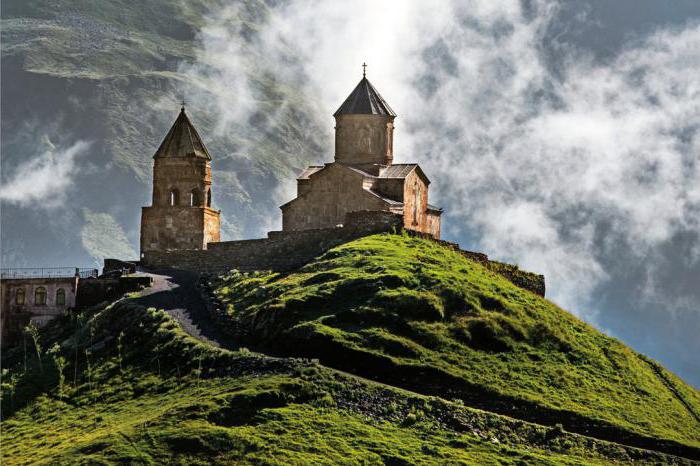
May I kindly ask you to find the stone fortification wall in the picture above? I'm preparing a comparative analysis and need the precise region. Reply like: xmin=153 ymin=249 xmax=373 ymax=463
xmin=143 ymin=211 xmax=403 ymax=274
xmin=142 ymin=210 xmax=545 ymax=296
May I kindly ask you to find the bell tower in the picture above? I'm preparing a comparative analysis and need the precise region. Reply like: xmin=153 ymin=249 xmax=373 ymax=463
xmin=334 ymin=65 xmax=396 ymax=174
xmin=140 ymin=106 xmax=221 ymax=257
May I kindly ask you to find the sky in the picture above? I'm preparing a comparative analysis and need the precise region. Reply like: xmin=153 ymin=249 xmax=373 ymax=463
xmin=188 ymin=0 xmax=700 ymax=385
xmin=1 ymin=0 xmax=698 ymax=386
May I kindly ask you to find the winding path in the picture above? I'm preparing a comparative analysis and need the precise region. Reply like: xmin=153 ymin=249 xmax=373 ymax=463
xmin=132 ymin=268 xmax=236 ymax=351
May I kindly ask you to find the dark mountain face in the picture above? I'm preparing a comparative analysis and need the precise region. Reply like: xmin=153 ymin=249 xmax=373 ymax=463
xmin=1 ymin=0 xmax=329 ymax=267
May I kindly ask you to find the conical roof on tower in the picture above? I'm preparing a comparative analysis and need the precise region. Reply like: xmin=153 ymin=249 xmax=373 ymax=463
xmin=153 ymin=107 xmax=211 ymax=160
xmin=333 ymin=76 xmax=396 ymax=117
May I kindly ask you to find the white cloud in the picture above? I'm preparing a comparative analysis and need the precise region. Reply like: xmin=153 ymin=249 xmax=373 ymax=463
xmin=0 ymin=139 xmax=91 ymax=207
xmin=190 ymin=0 xmax=700 ymax=325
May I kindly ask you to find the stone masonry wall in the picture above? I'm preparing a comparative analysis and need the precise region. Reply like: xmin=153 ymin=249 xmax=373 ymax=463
xmin=143 ymin=211 xmax=403 ymax=273
xmin=142 ymin=210 xmax=545 ymax=296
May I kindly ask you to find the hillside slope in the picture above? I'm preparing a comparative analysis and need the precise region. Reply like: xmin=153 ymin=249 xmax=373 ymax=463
xmin=208 ymin=233 xmax=700 ymax=455
xmin=2 ymin=300 xmax=692 ymax=465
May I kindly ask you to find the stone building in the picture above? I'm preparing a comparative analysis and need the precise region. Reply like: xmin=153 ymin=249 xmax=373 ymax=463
xmin=0 ymin=270 xmax=80 ymax=348
xmin=281 ymin=72 xmax=442 ymax=238
xmin=140 ymin=107 xmax=221 ymax=257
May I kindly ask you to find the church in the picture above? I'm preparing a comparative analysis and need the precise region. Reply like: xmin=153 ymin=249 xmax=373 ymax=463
xmin=140 ymin=68 xmax=441 ymax=257
xmin=281 ymin=70 xmax=442 ymax=238
xmin=137 ymin=69 xmax=542 ymax=296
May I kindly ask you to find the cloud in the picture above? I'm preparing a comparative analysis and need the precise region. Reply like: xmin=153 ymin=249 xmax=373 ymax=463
xmin=188 ymin=0 xmax=700 ymax=383
xmin=230 ymin=0 xmax=700 ymax=320
xmin=0 ymin=139 xmax=91 ymax=207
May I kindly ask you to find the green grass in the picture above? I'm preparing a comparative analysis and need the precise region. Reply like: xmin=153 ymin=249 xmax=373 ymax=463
xmin=2 ymin=372 xmax=614 ymax=466
xmin=5 ymin=300 xmax=669 ymax=465
xmin=211 ymin=233 xmax=700 ymax=451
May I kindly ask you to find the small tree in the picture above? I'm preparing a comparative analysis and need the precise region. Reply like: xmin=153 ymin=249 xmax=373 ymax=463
xmin=1 ymin=369 xmax=18 ymax=411
xmin=48 ymin=343 xmax=67 ymax=398
xmin=73 ymin=312 xmax=88 ymax=386
xmin=117 ymin=331 xmax=125 ymax=374
xmin=24 ymin=323 xmax=43 ymax=374
xmin=23 ymin=334 xmax=28 ymax=373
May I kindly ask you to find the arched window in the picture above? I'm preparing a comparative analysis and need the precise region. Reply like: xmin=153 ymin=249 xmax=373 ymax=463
xmin=190 ymin=189 xmax=201 ymax=207
xmin=169 ymin=189 xmax=180 ymax=206
xmin=153 ymin=188 xmax=161 ymax=205
xmin=34 ymin=287 xmax=47 ymax=306
xmin=206 ymin=189 xmax=212 ymax=207
xmin=56 ymin=288 xmax=66 ymax=307
xmin=15 ymin=288 xmax=25 ymax=305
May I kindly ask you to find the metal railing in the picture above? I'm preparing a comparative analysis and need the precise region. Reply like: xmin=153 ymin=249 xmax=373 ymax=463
xmin=0 ymin=267 xmax=99 ymax=280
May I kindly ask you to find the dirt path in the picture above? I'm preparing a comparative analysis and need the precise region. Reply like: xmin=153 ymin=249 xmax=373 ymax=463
xmin=133 ymin=268 xmax=237 ymax=351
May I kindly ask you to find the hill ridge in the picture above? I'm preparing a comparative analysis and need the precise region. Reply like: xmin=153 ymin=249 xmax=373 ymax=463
xmin=3 ymin=233 xmax=699 ymax=464
xmin=202 ymin=233 xmax=700 ymax=458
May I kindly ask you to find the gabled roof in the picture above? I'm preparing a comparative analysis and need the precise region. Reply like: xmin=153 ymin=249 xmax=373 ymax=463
xmin=153 ymin=108 xmax=211 ymax=160
xmin=378 ymin=163 xmax=430 ymax=185
xmin=333 ymin=77 xmax=396 ymax=117
xmin=379 ymin=164 xmax=418 ymax=178
xmin=366 ymin=189 xmax=403 ymax=206
xmin=297 ymin=166 xmax=324 ymax=180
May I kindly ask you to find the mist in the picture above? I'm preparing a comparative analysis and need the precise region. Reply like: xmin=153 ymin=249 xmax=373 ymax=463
xmin=179 ymin=0 xmax=699 ymax=384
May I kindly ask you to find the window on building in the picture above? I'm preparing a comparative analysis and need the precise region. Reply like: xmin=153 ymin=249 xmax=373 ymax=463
xmin=153 ymin=188 xmax=160 ymax=205
xmin=56 ymin=288 xmax=66 ymax=306
xmin=169 ymin=189 xmax=180 ymax=206
xmin=35 ymin=287 xmax=47 ymax=306
xmin=15 ymin=288 xmax=25 ymax=305
xmin=206 ymin=189 xmax=212 ymax=207
xmin=190 ymin=189 xmax=201 ymax=206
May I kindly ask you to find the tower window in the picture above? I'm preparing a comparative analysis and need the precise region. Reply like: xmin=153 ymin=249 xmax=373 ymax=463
xmin=153 ymin=188 xmax=160 ymax=205
xmin=56 ymin=288 xmax=66 ymax=307
xmin=190 ymin=189 xmax=201 ymax=206
xmin=15 ymin=288 xmax=25 ymax=305
xmin=206 ymin=189 xmax=212 ymax=207
xmin=35 ymin=287 xmax=47 ymax=306
xmin=169 ymin=189 xmax=180 ymax=206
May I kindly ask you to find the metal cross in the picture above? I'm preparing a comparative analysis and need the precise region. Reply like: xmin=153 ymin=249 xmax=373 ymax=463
xmin=362 ymin=62 xmax=367 ymax=77
xmin=180 ymin=98 xmax=186 ymax=111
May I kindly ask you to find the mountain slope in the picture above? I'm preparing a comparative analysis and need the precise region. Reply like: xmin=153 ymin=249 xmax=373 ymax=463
xmin=208 ymin=233 xmax=700 ymax=454
xmin=1 ymin=0 xmax=328 ymax=267
xmin=1 ymin=300 xmax=691 ymax=465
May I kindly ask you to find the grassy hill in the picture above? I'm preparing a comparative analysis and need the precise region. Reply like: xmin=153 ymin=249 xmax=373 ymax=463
xmin=1 ymin=299 xmax=692 ymax=464
xmin=2 ymin=233 xmax=699 ymax=464
xmin=207 ymin=233 xmax=700 ymax=455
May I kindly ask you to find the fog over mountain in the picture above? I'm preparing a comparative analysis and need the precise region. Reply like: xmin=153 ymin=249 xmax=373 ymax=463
xmin=1 ymin=0 xmax=698 ymax=386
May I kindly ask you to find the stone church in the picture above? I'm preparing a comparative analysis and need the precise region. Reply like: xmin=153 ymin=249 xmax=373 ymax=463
xmin=140 ymin=70 xmax=441 ymax=257
xmin=281 ymin=72 xmax=442 ymax=238
xmin=137 ymin=71 xmax=543 ymax=296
